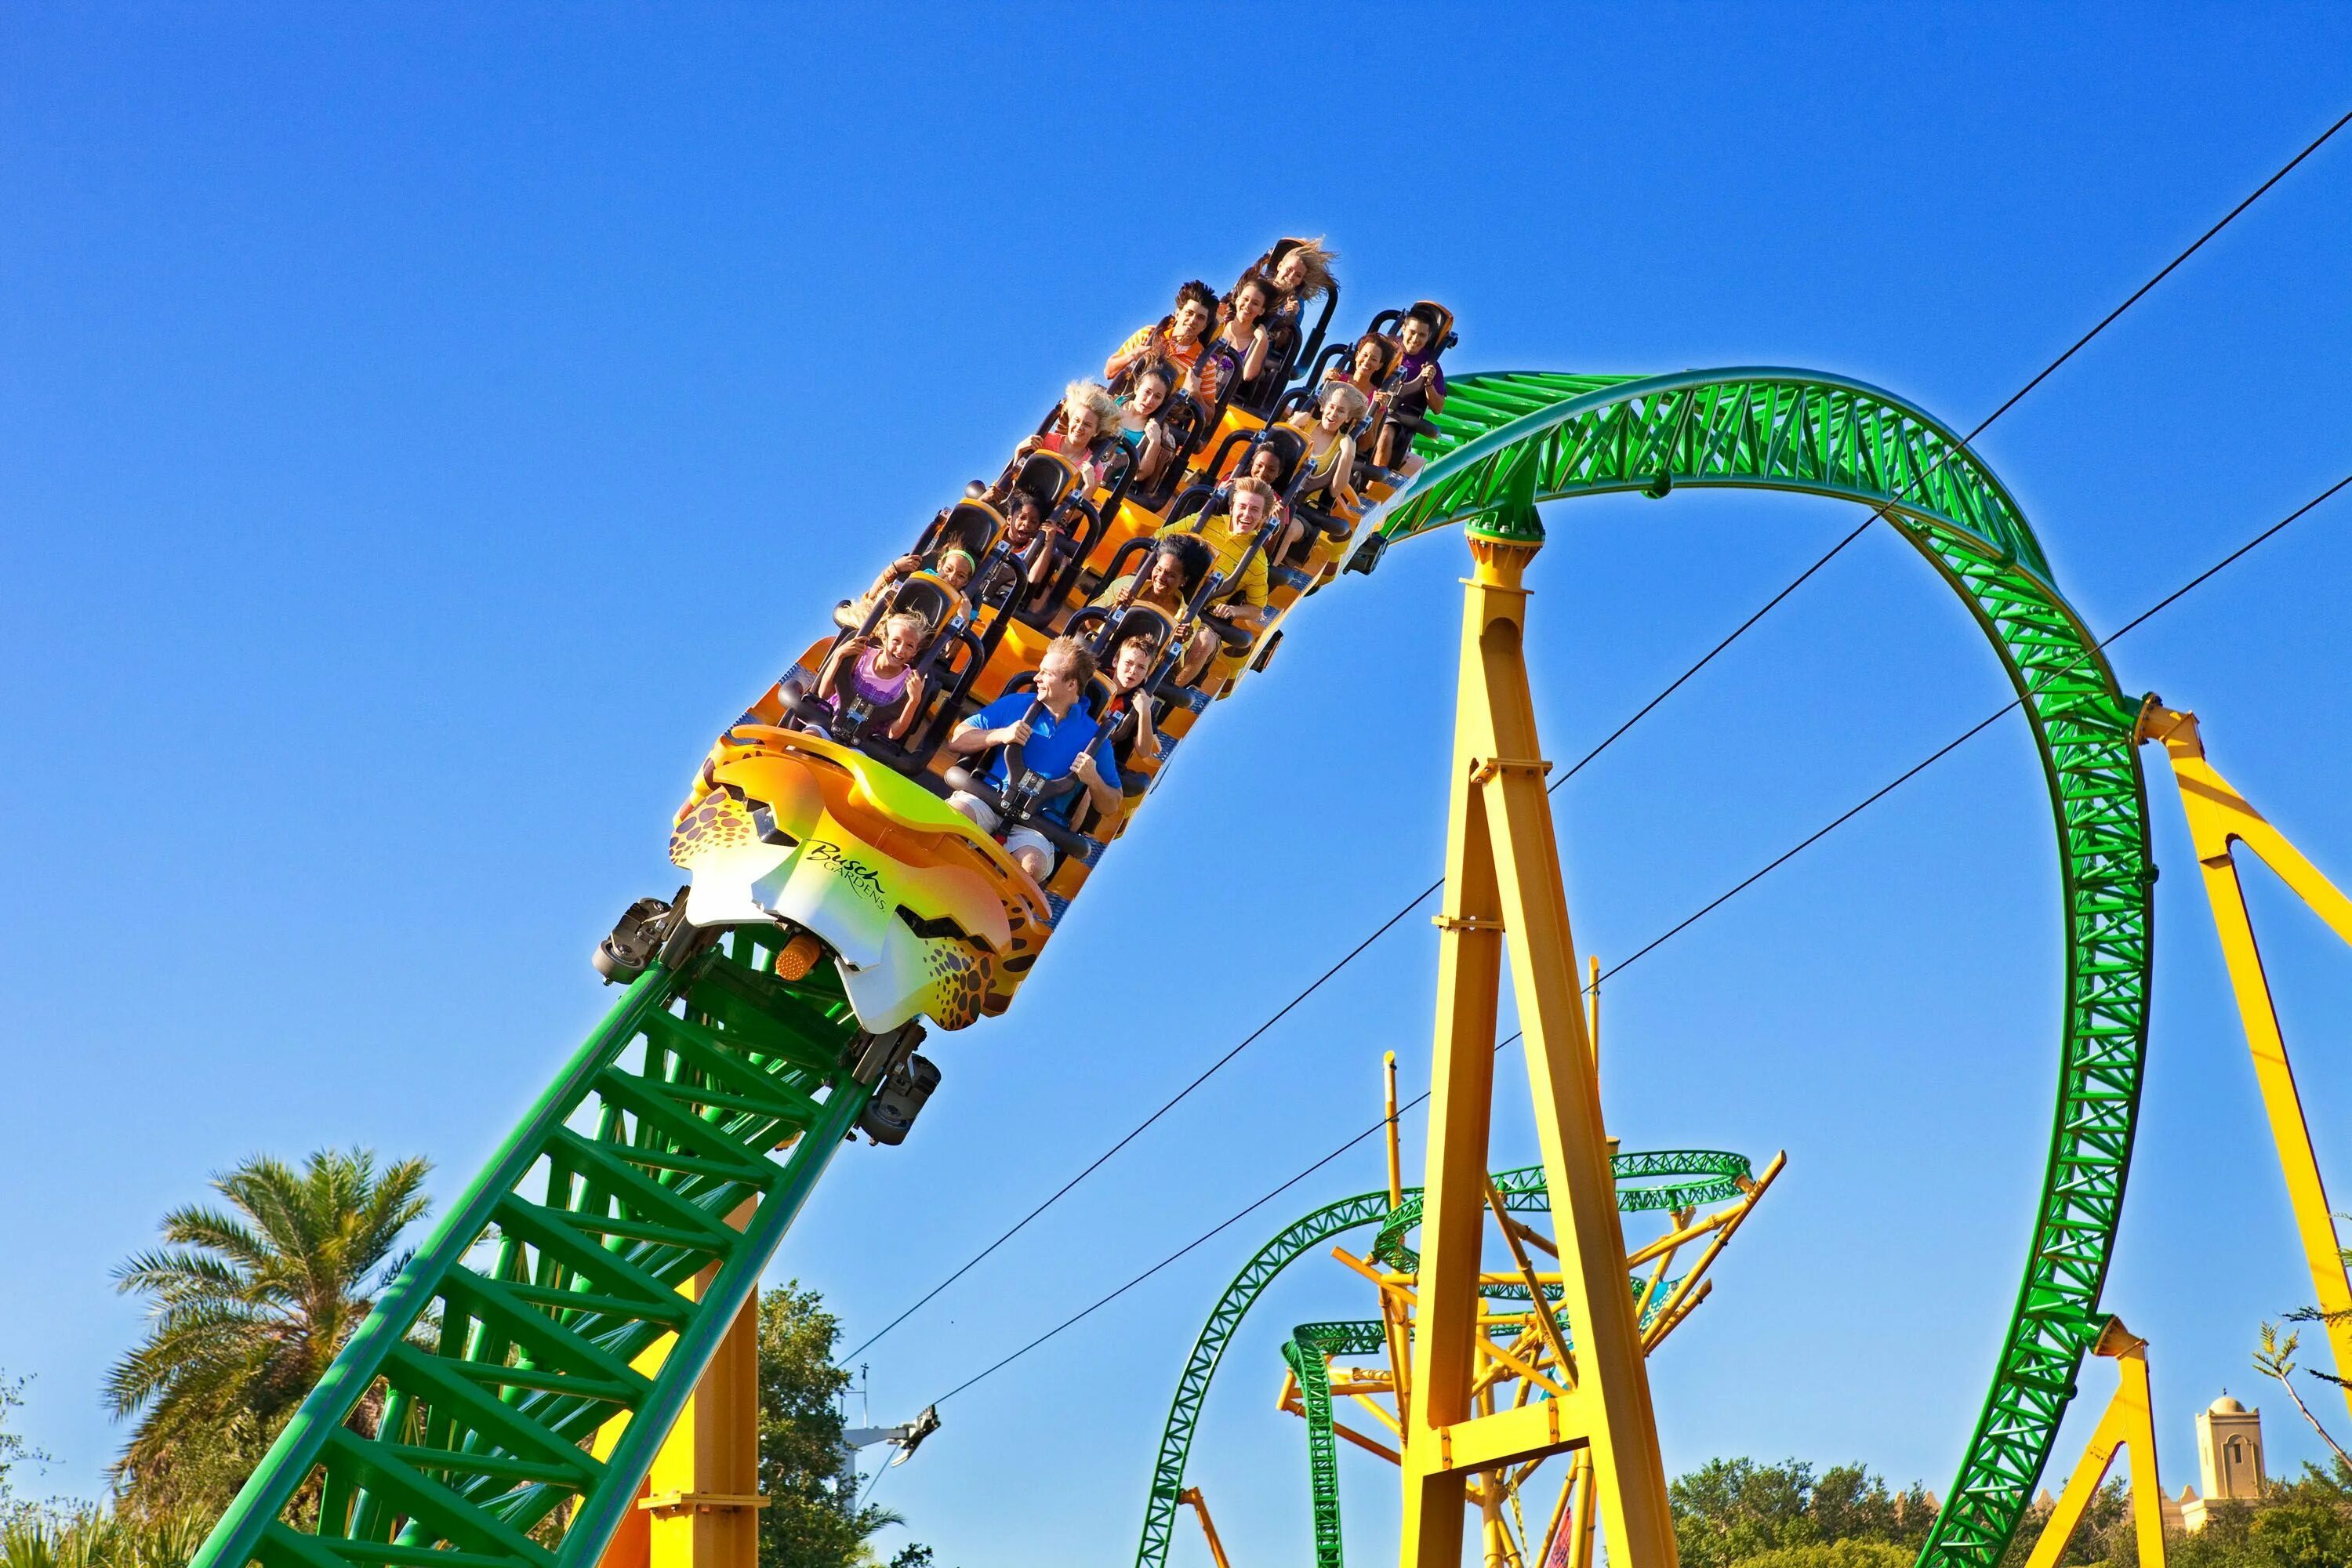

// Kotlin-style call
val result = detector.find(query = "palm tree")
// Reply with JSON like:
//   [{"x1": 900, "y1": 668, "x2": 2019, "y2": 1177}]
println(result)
[{"x1": 105, "y1": 1149, "x2": 430, "y2": 1519}]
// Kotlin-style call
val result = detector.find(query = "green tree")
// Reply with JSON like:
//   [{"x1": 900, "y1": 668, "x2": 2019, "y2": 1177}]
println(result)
[
  {"x1": 1672, "y1": 1457, "x2": 1817, "y2": 1567},
  {"x1": 754, "y1": 1283, "x2": 933, "y2": 1568},
  {"x1": 1808, "y1": 1464, "x2": 1936, "y2": 1551},
  {"x1": 1731, "y1": 1542, "x2": 1912, "y2": 1568},
  {"x1": 104, "y1": 1148, "x2": 431, "y2": 1523},
  {"x1": 1673, "y1": 1458, "x2": 1934, "y2": 1568},
  {"x1": 1994, "y1": 1479, "x2": 2129, "y2": 1567},
  {"x1": 0, "y1": 1504, "x2": 209, "y2": 1568}
]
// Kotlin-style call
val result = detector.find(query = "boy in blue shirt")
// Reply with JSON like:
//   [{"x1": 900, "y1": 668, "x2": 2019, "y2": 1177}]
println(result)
[{"x1": 945, "y1": 637, "x2": 1123, "y2": 880}]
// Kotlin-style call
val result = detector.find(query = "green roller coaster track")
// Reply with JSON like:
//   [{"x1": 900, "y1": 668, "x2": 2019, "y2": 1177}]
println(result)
[
  {"x1": 1283, "y1": 1319, "x2": 1390, "y2": 1568},
  {"x1": 187, "y1": 930, "x2": 872, "y2": 1568},
  {"x1": 1134, "y1": 1156, "x2": 1749, "y2": 1568},
  {"x1": 187, "y1": 366, "x2": 2150, "y2": 1568}
]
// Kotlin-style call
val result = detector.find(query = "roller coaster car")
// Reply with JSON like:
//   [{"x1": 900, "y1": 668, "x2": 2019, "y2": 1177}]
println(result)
[{"x1": 670, "y1": 725, "x2": 1051, "y2": 1033}]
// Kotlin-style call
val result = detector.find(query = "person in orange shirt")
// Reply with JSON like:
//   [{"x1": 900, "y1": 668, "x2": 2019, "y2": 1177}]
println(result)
[{"x1": 1105, "y1": 280, "x2": 1217, "y2": 390}]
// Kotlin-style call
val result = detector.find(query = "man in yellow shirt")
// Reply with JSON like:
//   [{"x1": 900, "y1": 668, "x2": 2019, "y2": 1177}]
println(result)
[{"x1": 1156, "y1": 475, "x2": 1276, "y2": 687}]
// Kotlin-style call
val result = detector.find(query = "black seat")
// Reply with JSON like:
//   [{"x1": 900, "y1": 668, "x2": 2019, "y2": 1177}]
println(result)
[
  {"x1": 920, "y1": 499, "x2": 1004, "y2": 562},
  {"x1": 1008, "y1": 449, "x2": 1080, "y2": 513}
]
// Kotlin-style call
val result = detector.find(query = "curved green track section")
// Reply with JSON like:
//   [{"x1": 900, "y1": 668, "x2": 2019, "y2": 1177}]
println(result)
[
  {"x1": 1134, "y1": 1155, "x2": 1750, "y2": 1568},
  {"x1": 1359, "y1": 369, "x2": 2156, "y2": 1568},
  {"x1": 1283, "y1": 1320, "x2": 1389, "y2": 1568},
  {"x1": 188, "y1": 931, "x2": 869, "y2": 1568}
]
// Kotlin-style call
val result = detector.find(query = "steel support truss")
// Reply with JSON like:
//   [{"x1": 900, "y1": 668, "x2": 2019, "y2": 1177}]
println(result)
[
  {"x1": 2020, "y1": 1319, "x2": 2169, "y2": 1568},
  {"x1": 1353, "y1": 368, "x2": 2156, "y2": 1568},
  {"x1": 1131, "y1": 1155, "x2": 1750, "y2": 1568}
]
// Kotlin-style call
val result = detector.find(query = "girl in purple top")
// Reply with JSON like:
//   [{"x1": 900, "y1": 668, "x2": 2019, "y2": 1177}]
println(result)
[
  {"x1": 812, "y1": 611, "x2": 929, "y2": 742},
  {"x1": 1374, "y1": 308, "x2": 1450, "y2": 472}
]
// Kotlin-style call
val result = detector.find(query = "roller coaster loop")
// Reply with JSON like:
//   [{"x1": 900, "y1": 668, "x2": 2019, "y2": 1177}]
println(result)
[
  {"x1": 1346, "y1": 367, "x2": 2154, "y2": 1568},
  {"x1": 1134, "y1": 1153, "x2": 1749, "y2": 1568}
]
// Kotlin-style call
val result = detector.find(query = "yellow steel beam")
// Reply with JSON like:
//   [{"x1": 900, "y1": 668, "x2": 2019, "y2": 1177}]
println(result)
[
  {"x1": 1639, "y1": 1280, "x2": 1714, "y2": 1355},
  {"x1": 2143, "y1": 705, "x2": 2352, "y2": 1417},
  {"x1": 1350, "y1": 1390, "x2": 1406, "y2": 1437},
  {"x1": 1487, "y1": 1177, "x2": 1577, "y2": 1388},
  {"x1": 1178, "y1": 1486, "x2": 1236, "y2": 1568},
  {"x1": 1387, "y1": 1051, "x2": 1406, "y2": 1212},
  {"x1": 1568, "y1": 1446, "x2": 1598, "y2": 1568},
  {"x1": 1381, "y1": 1271, "x2": 1569, "y2": 1290},
  {"x1": 1632, "y1": 1212, "x2": 1690, "y2": 1327},
  {"x1": 1639, "y1": 1155, "x2": 1783, "y2": 1354},
  {"x1": 1401, "y1": 532, "x2": 1675, "y2": 1568},
  {"x1": 593, "y1": 1203, "x2": 763, "y2": 1568},
  {"x1": 1626, "y1": 1206, "x2": 1731, "y2": 1271},
  {"x1": 2021, "y1": 1319, "x2": 2169, "y2": 1568},
  {"x1": 1538, "y1": 1450, "x2": 1595, "y2": 1568}
]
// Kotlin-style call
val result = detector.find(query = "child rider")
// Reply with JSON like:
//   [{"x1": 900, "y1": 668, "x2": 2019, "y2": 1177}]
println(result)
[{"x1": 1374, "y1": 307, "x2": 1448, "y2": 472}]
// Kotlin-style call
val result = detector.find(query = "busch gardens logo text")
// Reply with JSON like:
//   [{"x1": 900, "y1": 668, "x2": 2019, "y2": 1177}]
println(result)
[{"x1": 806, "y1": 840, "x2": 888, "y2": 910}]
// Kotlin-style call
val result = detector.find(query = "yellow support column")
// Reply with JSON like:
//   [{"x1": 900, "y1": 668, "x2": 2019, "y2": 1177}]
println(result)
[
  {"x1": 2021, "y1": 1319, "x2": 2168, "y2": 1568},
  {"x1": 1178, "y1": 1486, "x2": 1236, "y2": 1568},
  {"x1": 643, "y1": 1278, "x2": 764, "y2": 1568},
  {"x1": 1399, "y1": 499, "x2": 1677, "y2": 1568},
  {"x1": 593, "y1": 1205, "x2": 767, "y2": 1568},
  {"x1": 2142, "y1": 705, "x2": 2352, "y2": 1417}
]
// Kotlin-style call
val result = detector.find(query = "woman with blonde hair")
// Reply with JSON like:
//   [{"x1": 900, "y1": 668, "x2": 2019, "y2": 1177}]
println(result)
[
  {"x1": 811, "y1": 609, "x2": 930, "y2": 742},
  {"x1": 1020, "y1": 379, "x2": 1120, "y2": 492},
  {"x1": 1255, "y1": 237, "x2": 1338, "y2": 320},
  {"x1": 1283, "y1": 380, "x2": 1368, "y2": 518}
]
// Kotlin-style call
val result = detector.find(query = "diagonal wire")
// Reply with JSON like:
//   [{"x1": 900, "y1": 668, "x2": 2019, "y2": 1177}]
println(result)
[
  {"x1": 924, "y1": 469, "x2": 2350, "y2": 1406},
  {"x1": 840, "y1": 104, "x2": 2351, "y2": 1363}
]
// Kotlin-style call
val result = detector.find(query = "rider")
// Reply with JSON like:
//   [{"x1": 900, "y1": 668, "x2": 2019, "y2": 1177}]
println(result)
[
  {"x1": 1158, "y1": 477, "x2": 1274, "y2": 686},
  {"x1": 1105, "y1": 280, "x2": 1218, "y2": 390},
  {"x1": 810, "y1": 611, "x2": 929, "y2": 744},
  {"x1": 943, "y1": 636, "x2": 1123, "y2": 881},
  {"x1": 1374, "y1": 306, "x2": 1449, "y2": 471}
]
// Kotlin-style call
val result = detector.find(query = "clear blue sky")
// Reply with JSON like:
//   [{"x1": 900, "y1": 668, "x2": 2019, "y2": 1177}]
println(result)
[{"x1": 5, "y1": 8, "x2": 2350, "y2": 1565}]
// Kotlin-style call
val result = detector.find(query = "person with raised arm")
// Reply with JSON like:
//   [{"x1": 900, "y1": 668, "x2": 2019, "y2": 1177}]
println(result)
[{"x1": 1105, "y1": 280, "x2": 1217, "y2": 390}]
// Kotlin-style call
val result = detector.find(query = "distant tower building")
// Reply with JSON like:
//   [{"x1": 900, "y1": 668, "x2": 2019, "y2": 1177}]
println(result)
[
  {"x1": 2176, "y1": 1393, "x2": 2267, "y2": 1530},
  {"x1": 2198, "y1": 1393, "x2": 2266, "y2": 1500}
]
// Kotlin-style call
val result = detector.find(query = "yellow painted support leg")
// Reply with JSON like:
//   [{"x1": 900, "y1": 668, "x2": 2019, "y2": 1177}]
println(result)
[
  {"x1": 1399, "y1": 522, "x2": 1677, "y2": 1568},
  {"x1": 2020, "y1": 1319, "x2": 2169, "y2": 1568},
  {"x1": 592, "y1": 1207, "x2": 766, "y2": 1568},
  {"x1": 1178, "y1": 1486, "x2": 1236, "y2": 1568},
  {"x1": 2143, "y1": 705, "x2": 2352, "y2": 1419},
  {"x1": 1537, "y1": 1450, "x2": 1595, "y2": 1568}
]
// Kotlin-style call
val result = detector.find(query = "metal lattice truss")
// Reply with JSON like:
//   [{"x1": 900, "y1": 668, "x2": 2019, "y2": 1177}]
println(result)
[
  {"x1": 1374, "y1": 369, "x2": 2049, "y2": 584},
  {"x1": 1134, "y1": 1152, "x2": 1759, "y2": 1568},
  {"x1": 1360, "y1": 369, "x2": 2156, "y2": 1568},
  {"x1": 191, "y1": 933, "x2": 871, "y2": 1568},
  {"x1": 1284, "y1": 1321, "x2": 1390, "y2": 1568},
  {"x1": 1279, "y1": 1157, "x2": 1780, "y2": 1568}
]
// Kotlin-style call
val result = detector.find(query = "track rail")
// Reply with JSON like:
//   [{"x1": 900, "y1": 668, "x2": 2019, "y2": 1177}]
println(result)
[
  {"x1": 1360, "y1": 369, "x2": 2155, "y2": 1568},
  {"x1": 1134, "y1": 1154, "x2": 1749, "y2": 1568},
  {"x1": 188, "y1": 931, "x2": 870, "y2": 1568}
]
